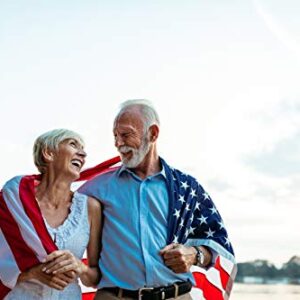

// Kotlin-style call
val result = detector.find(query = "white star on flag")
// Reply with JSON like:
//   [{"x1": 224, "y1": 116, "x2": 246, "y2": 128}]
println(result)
[
  {"x1": 181, "y1": 181, "x2": 189, "y2": 190},
  {"x1": 202, "y1": 192, "x2": 210, "y2": 200},
  {"x1": 185, "y1": 203, "x2": 191, "y2": 212},
  {"x1": 198, "y1": 215, "x2": 207, "y2": 225},
  {"x1": 209, "y1": 206, "x2": 217, "y2": 215},
  {"x1": 190, "y1": 188, "x2": 197, "y2": 198},
  {"x1": 205, "y1": 228, "x2": 215, "y2": 238},
  {"x1": 184, "y1": 229, "x2": 189, "y2": 238},
  {"x1": 189, "y1": 226, "x2": 196, "y2": 235},
  {"x1": 179, "y1": 219, "x2": 184, "y2": 229},
  {"x1": 218, "y1": 220, "x2": 224, "y2": 229},
  {"x1": 173, "y1": 209, "x2": 180, "y2": 219},
  {"x1": 178, "y1": 195, "x2": 185, "y2": 204},
  {"x1": 173, "y1": 235, "x2": 179, "y2": 243}
]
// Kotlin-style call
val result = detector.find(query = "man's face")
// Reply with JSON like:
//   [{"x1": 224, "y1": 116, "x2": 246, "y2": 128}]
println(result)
[{"x1": 113, "y1": 111, "x2": 150, "y2": 168}]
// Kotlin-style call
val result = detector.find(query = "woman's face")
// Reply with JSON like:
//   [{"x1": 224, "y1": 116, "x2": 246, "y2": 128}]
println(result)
[{"x1": 51, "y1": 138, "x2": 86, "y2": 180}]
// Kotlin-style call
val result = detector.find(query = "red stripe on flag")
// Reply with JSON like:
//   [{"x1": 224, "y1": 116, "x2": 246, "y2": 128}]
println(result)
[
  {"x1": 82, "y1": 291, "x2": 96, "y2": 300},
  {"x1": 19, "y1": 176, "x2": 57, "y2": 254},
  {"x1": 0, "y1": 191, "x2": 39, "y2": 271},
  {"x1": 79, "y1": 156, "x2": 121, "y2": 181},
  {"x1": 193, "y1": 271, "x2": 224, "y2": 300},
  {"x1": 214, "y1": 256, "x2": 230, "y2": 291},
  {"x1": 0, "y1": 279, "x2": 11, "y2": 299}
]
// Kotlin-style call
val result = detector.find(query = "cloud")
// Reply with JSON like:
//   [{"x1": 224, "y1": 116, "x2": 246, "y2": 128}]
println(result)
[{"x1": 244, "y1": 132, "x2": 300, "y2": 177}]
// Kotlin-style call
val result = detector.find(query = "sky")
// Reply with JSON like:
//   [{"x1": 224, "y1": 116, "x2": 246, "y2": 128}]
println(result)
[{"x1": 1, "y1": 0, "x2": 299, "y2": 267}]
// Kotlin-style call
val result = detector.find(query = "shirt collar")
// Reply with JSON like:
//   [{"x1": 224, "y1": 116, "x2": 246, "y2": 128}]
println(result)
[{"x1": 117, "y1": 163, "x2": 167, "y2": 180}]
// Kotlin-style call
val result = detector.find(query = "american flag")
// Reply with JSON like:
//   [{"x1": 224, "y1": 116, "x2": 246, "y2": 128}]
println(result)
[{"x1": 0, "y1": 156, "x2": 236, "y2": 300}]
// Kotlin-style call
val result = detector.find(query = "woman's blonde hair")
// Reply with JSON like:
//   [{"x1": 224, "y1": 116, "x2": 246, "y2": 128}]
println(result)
[{"x1": 33, "y1": 128, "x2": 84, "y2": 173}]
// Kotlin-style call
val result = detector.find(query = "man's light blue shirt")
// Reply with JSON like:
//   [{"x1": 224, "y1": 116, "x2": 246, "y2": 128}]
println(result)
[{"x1": 79, "y1": 166, "x2": 194, "y2": 289}]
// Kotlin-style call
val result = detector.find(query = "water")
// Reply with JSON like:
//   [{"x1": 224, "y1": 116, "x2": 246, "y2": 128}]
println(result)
[{"x1": 230, "y1": 283, "x2": 300, "y2": 300}]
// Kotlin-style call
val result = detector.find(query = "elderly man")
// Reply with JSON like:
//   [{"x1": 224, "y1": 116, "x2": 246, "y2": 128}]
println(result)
[{"x1": 79, "y1": 99, "x2": 235, "y2": 300}]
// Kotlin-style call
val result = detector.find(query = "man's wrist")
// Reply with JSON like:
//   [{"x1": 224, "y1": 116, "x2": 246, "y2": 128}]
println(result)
[{"x1": 192, "y1": 246, "x2": 205, "y2": 266}]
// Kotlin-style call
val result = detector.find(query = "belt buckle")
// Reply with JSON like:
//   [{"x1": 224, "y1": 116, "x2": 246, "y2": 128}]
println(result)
[
  {"x1": 138, "y1": 287, "x2": 154, "y2": 300},
  {"x1": 159, "y1": 287, "x2": 166, "y2": 300}
]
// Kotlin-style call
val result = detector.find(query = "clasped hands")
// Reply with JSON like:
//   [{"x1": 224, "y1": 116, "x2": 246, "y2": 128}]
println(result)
[{"x1": 23, "y1": 250, "x2": 85, "y2": 290}]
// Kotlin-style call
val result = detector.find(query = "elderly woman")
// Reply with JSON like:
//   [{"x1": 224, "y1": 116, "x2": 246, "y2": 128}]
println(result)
[{"x1": 0, "y1": 129, "x2": 101, "y2": 299}]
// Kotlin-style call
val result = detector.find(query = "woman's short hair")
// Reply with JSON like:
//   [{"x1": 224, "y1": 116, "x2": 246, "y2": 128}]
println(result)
[{"x1": 33, "y1": 128, "x2": 84, "y2": 173}]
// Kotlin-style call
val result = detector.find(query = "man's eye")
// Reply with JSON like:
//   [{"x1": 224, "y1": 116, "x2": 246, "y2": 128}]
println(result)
[{"x1": 70, "y1": 141, "x2": 77, "y2": 147}]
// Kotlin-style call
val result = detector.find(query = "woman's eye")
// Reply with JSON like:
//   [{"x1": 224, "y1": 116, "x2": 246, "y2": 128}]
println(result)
[{"x1": 70, "y1": 141, "x2": 77, "y2": 147}]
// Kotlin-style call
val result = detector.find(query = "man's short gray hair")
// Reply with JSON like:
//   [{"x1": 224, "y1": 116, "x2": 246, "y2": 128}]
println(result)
[
  {"x1": 33, "y1": 128, "x2": 84, "y2": 173},
  {"x1": 117, "y1": 99, "x2": 160, "y2": 132}
]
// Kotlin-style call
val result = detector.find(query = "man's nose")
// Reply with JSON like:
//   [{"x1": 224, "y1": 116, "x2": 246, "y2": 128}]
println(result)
[{"x1": 114, "y1": 136, "x2": 124, "y2": 148}]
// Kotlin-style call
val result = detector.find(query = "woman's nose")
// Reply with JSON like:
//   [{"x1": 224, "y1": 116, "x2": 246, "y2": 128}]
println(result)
[{"x1": 78, "y1": 149, "x2": 87, "y2": 158}]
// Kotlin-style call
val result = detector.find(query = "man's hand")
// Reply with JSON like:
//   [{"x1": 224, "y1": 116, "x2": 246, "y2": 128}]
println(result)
[{"x1": 160, "y1": 243, "x2": 196, "y2": 273}]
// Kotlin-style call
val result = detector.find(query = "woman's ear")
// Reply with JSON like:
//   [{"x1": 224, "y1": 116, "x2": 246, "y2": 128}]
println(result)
[
  {"x1": 41, "y1": 147, "x2": 54, "y2": 163},
  {"x1": 149, "y1": 124, "x2": 159, "y2": 142}
]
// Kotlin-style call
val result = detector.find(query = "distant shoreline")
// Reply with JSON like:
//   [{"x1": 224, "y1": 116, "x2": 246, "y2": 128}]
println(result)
[{"x1": 236, "y1": 278, "x2": 300, "y2": 285}]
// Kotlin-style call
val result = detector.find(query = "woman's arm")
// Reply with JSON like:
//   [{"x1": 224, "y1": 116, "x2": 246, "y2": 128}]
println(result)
[
  {"x1": 42, "y1": 196, "x2": 102, "y2": 287},
  {"x1": 79, "y1": 196, "x2": 102, "y2": 286}
]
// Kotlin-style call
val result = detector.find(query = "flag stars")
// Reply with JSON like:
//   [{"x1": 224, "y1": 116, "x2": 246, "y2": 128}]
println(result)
[
  {"x1": 185, "y1": 204, "x2": 191, "y2": 212},
  {"x1": 205, "y1": 228, "x2": 215, "y2": 238},
  {"x1": 189, "y1": 226, "x2": 196, "y2": 235},
  {"x1": 181, "y1": 181, "x2": 189, "y2": 190},
  {"x1": 173, "y1": 235, "x2": 179, "y2": 243},
  {"x1": 209, "y1": 206, "x2": 217, "y2": 215},
  {"x1": 189, "y1": 214, "x2": 194, "y2": 223},
  {"x1": 198, "y1": 215, "x2": 207, "y2": 225},
  {"x1": 179, "y1": 219, "x2": 184, "y2": 229},
  {"x1": 195, "y1": 202, "x2": 200, "y2": 211},
  {"x1": 225, "y1": 237, "x2": 230, "y2": 245},
  {"x1": 218, "y1": 220, "x2": 225, "y2": 229},
  {"x1": 173, "y1": 209, "x2": 180, "y2": 219},
  {"x1": 184, "y1": 229, "x2": 189, "y2": 239},
  {"x1": 202, "y1": 192, "x2": 210, "y2": 200},
  {"x1": 190, "y1": 188, "x2": 197, "y2": 198},
  {"x1": 178, "y1": 195, "x2": 185, "y2": 204}
]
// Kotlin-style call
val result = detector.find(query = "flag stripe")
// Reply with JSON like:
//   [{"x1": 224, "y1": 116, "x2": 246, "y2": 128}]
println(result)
[
  {"x1": 0, "y1": 228, "x2": 20, "y2": 288},
  {"x1": 79, "y1": 156, "x2": 121, "y2": 181},
  {"x1": 0, "y1": 280, "x2": 11, "y2": 300},
  {"x1": 1, "y1": 177, "x2": 49, "y2": 263},
  {"x1": 19, "y1": 176, "x2": 57, "y2": 254},
  {"x1": 193, "y1": 271, "x2": 224, "y2": 300},
  {"x1": 0, "y1": 191, "x2": 39, "y2": 271},
  {"x1": 82, "y1": 292, "x2": 96, "y2": 300},
  {"x1": 214, "y1": 257, "x2": 230, "y2": 291}
]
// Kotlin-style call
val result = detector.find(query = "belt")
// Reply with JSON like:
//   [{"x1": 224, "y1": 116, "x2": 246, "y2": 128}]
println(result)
[{"x1": 102, "y1": 281, "x2": 192, "y2": 300}]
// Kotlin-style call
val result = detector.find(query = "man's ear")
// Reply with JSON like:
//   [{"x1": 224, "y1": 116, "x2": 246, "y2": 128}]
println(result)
[
  {"x1": 41, "y1": 147, "x2": 54, "y2": 163},
  {"x1": 149, "y1": 124, "x2": 159, "y2": 142}
]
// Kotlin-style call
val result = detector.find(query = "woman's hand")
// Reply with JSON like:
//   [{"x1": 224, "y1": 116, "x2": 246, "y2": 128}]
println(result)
[
  {"x1": 43, "y1": 250, "x2": 86, "y2": 276},
  {"x1": 18, "y1": 263, "x2": 76, "y2": 290}
]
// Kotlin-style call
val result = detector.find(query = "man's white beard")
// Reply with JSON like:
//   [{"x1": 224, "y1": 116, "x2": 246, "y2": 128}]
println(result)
[{"x1": 118, "y1": 137, "x2": 151, "y2": 168}]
